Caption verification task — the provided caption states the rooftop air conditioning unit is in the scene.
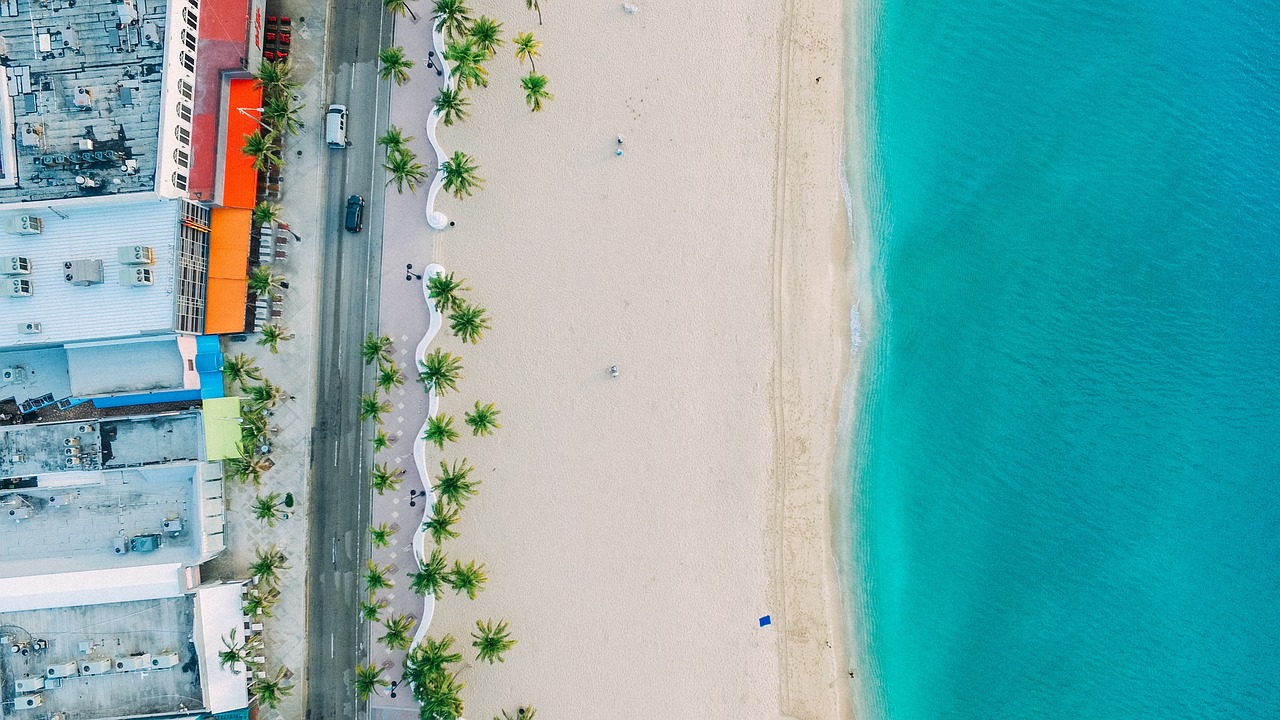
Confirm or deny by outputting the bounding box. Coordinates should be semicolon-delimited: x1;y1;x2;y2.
81;658;112;675
3;256;31;275
15;693;44;709
150;651;180;669
8;215;43;235
15;676;44;692
114;653;151;671
112;536;129;554
3;278;33;297
64;259;104;286
79;424;96;433
118;245;155;265
64;437;79;446
119;267;153;287
7;508;30;520
20;322;42;334
47;495;71;507
46;662;78;678
2;367;26;382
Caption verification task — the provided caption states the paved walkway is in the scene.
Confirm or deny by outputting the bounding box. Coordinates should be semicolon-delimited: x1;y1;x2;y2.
200;0;333;718
365;7;445;714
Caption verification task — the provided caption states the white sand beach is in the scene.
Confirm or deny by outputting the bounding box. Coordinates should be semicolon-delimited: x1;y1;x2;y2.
419;0;854;716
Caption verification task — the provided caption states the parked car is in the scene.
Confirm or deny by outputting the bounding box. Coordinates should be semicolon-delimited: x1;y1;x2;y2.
345;195;365;233
326;104;348;148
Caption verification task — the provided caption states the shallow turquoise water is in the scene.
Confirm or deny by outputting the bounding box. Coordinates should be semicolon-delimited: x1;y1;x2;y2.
850;1;1280;718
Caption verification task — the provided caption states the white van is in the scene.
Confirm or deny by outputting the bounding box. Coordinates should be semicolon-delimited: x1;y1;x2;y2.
325;104;348;148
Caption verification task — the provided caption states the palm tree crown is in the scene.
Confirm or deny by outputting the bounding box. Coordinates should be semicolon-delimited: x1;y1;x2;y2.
263;93;304;136
371;462;405;495
385;147;428;193
222;353;263;388
513;31;541;72
378;46;415;85
250;666;294;709
378;125;413;153
521;72;553;112
433;86;470;127
448;301;490;343
362;332;395;365
427;271;469;312
370;522;395;548
425;499;461;544
469;15;503;56
361;596;389;622
360;394;393;424
409;547;449;599
418;348;463;395
253;492;286;526
447;559;487;599
376;362;405;392
252;200;283;225
440;151;484;199
382;0;417;20
423;413;459;449
365;559;394;592
250;546;289;586
465;401;501;436
472;618;516;663
433;0;474;41
256;323;292;353
444;39;489;89
354;663;390;700
379;613;417;651
434;459;479;507
253;59;299;97
242;130;283;172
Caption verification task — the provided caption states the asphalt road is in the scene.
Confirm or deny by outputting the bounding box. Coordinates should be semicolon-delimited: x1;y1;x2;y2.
304;2;393;718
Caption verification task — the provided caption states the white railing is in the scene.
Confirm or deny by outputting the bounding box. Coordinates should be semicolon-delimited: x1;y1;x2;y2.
408;263;445;646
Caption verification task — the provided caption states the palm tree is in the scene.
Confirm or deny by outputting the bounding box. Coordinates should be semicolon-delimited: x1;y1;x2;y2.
404;635;462;686
263;93;304;136
444;39;489;89
378;125;413;153
365;559;394;592
242;129;283;171
243;585;281;618
245;381;284;409
227;445;273;486
433;0;473;41
440;151;484;199
418;348;462;395
250;546;289;586
253;59;299;97
360;596;389;622
447;559;486;599
222;353;263;388
409;547;448;599
524;0;542;25
362;332;395;366
385;147;428;193
418;668;465;719
465;401;502;436
376;362;405;392
252;201;283;226
513;31;541;72
433;86;470;127
370;462;405;495
426;271;469;313
379;46;414;85
253;492;287;526
469;15;503;57
383;0;417;21
423;413;458;449
256;323;293;353
472;618;515;664
239;409;268;447
379;613;417;651
370;522;395;548
521;72;553;112
425;499;460;544
434;459;479;507
372;428;394;453
448;301;490;343
248;265;286;300
354;663;390;700
360;394;393;424
219;630;250;673
250;666;294;709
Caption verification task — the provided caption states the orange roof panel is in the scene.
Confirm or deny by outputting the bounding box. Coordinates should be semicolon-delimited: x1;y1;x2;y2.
205;207;252;334
205;278;249;334
222;79;263;210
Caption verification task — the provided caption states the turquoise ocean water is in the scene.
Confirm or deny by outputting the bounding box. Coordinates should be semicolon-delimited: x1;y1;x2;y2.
848;0;1280;718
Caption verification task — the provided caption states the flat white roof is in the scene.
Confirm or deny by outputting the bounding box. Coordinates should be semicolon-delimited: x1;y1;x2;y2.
0;197;182;348
193;582;251;713
65;336;187;396
0;562;184;611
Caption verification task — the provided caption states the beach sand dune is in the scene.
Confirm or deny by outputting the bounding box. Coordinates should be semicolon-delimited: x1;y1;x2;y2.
422;0;852;716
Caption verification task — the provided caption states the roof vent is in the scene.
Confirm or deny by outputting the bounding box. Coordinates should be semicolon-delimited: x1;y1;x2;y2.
3;278;33;297
119;267;154;287
64;259;105;286
6;215;43;235
19;322;41;334
15;693;43;709
3;256;32;275
118;245;155;265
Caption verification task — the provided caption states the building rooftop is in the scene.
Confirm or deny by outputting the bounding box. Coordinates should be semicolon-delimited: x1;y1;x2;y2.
0;597;204;720
0;0;172;203
0;412;202;480
0;197;184;348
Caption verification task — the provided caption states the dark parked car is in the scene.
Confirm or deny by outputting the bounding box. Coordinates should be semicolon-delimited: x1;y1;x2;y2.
345;195;364;233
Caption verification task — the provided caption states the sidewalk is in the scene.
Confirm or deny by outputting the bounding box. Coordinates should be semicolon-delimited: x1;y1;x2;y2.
200;0;333;718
